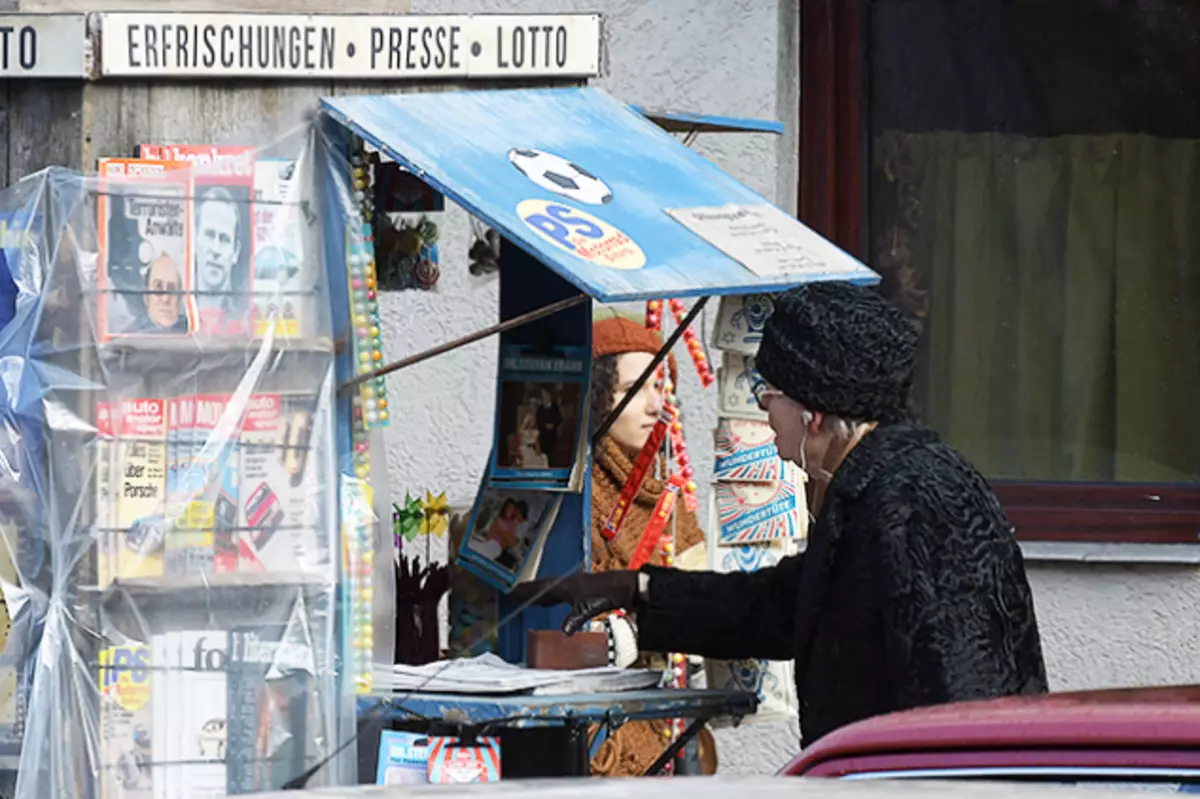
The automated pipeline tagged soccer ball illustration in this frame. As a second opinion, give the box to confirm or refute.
[508,148,613,205]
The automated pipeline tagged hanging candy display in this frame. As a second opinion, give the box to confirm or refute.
[342,428,376,694]
[645,299,700,513]
[662,370,699,514]
[344,137,389,693]
[668,298,716,387]
[643,298,710,772]
[348,138,390,432]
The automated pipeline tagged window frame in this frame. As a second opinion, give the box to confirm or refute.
[797,0,1200,545]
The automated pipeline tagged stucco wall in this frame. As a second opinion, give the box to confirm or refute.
[376,0,1200,777]
[1029,564,1200,692]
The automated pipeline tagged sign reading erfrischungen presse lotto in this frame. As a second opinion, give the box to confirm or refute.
[0,14,88,77]
[96,13,601,79]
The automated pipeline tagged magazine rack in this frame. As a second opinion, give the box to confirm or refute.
[0,125,377,798]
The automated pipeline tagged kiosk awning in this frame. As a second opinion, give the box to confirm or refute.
[319,87,878,303]
[631,106,786,135]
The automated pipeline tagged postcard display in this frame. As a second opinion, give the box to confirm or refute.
[706,293,805,727]
[454,242,593,658]
[0,126,394,798]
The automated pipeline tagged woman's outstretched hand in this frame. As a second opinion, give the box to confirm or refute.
[509,570,640,636]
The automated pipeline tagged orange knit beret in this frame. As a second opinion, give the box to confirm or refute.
[592,316,679,386]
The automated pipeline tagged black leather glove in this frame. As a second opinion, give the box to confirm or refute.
[509,570,640,636]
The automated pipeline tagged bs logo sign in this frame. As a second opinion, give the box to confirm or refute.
[517,200,646,270]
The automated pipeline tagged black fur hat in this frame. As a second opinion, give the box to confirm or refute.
[755,281,918,424]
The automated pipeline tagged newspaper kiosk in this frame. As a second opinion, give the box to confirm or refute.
[314,87,878,779]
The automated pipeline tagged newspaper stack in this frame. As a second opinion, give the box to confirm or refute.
[373,652,663,696]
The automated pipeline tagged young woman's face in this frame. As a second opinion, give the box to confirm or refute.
[608,351,664,454]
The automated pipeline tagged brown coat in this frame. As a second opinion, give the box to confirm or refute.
[590,437,705,572]
[587,437,710,777]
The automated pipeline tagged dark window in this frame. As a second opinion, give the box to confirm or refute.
[800,0,1200,543]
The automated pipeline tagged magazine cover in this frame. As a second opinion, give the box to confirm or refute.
[251,158,304,339]
[151,632,174,799]
[141,145,256,337]
[137,145,255,166]
[96,401,117,588]
[376,730,433,785]
[226,623,313,794]
[425,737,501,784]
[237,393,321,574]
[114,398,169,582]
[174,630,229,799]
[97,159,193,340]
[166,394,239,576]
[192,153,254,337]
[490,344,586,489]
[98,643,154,799]
[457,483,561,591]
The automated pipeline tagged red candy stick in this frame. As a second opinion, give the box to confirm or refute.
[667,299,715,387]
[645,299,663,332]
[600,410,673,542]
[628,474,687,571]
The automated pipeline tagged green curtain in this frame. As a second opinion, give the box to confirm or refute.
[895,132,1200,482]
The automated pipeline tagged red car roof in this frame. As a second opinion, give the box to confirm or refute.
[785,684,1200,775]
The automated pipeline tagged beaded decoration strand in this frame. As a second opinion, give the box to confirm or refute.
[348,140,390,432]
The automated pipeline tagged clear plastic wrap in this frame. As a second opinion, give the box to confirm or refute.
[0,120,383,797]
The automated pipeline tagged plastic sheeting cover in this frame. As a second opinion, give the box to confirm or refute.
[0,123,366,798]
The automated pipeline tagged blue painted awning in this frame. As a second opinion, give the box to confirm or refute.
[320,87,877,303]
[631,105,786,135]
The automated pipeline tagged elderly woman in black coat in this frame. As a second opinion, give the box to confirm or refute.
[516,281,1049,748]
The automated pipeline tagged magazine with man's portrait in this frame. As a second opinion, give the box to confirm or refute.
[96,158,195,341]
[140,144,257,338]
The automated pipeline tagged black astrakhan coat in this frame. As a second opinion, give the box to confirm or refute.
[637,424,1048,747]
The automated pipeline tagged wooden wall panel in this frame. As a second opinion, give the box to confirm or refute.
[5,81,84,182]
[4,0,415,178]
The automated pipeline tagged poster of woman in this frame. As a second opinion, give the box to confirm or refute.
[459,489,555,588]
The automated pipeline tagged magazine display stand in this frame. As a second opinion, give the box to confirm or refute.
[0,125,377,798]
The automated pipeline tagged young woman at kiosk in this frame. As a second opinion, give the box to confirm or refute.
[584,314,716,777]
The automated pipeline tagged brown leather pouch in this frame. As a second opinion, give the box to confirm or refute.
[526,630,608,669]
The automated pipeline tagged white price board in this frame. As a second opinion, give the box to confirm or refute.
[0,14,88,78]
[97,12,602,79]
[666,203,877,281]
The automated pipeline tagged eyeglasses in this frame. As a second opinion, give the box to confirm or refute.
[752,380,784,412]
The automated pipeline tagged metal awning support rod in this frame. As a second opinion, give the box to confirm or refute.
[590,296,709,448]
[337,293,590,394]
